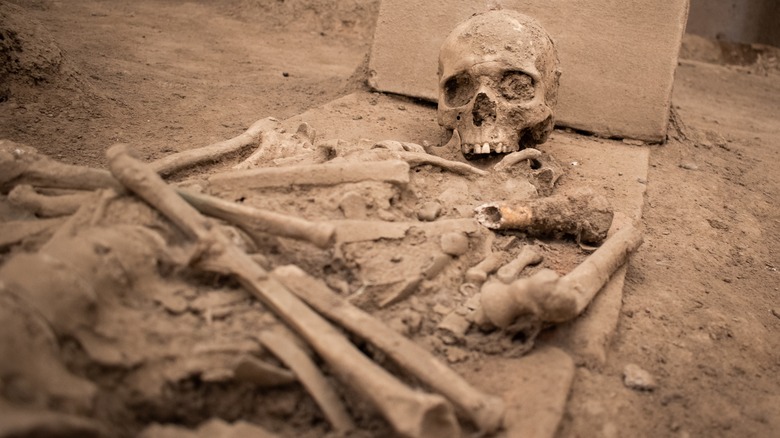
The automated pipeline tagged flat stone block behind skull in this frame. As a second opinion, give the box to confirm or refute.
[368,0,690,142]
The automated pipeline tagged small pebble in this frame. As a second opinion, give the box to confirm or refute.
[440,232,469,256]
[445,346,469,363]
[679,161,699,171]
[417,201,442,221]
[623,363,656,390]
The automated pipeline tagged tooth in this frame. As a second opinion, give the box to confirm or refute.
[482,143,490,154]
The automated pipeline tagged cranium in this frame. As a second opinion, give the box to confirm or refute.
[437,10,561,158]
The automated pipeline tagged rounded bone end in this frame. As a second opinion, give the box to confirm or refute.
[392,392,461,438]
[474,203,504,229]
[479,281,517,329]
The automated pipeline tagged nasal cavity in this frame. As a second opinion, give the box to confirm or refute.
[472,93,496,127]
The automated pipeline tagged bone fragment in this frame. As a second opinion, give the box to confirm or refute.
[106,145,459,438]
[379,253,452,308]
[258,329,354,434]
[7,184,93,217]
[495,245,543,284]
[465,252,505,284]
[176,189,335,249]
[232,355,296,387]
[329,218,477,243]
[493,148,542,172]
[209,160,410,190]
[474,188,614,243]
[272,264,506,434]
[151,117,280,176]
[380,276,424,308]
[480,224,643,330]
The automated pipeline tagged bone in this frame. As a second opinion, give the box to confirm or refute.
[0,150,122,193]
[176,189,335,249]
[209,160,410,190]
[7,184,94,217]
[329,218,477,243]
[258,329,354,434]
[474,188,614,244]
[272,264,506,434]
[0,217,67,250]
[495,245,543,284]
[464,252,505,284]
[479,224,643,330]
[106,144,459,438]
[0,405,109,438]
[0,154,337,247]
[235,122,319,170]
[359,148,487,176]
[151,117,280,176]
[231,355,297,387]
[493,148,542,172]
[380,253,453,308]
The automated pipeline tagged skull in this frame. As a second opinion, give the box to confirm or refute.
[437,10,561,158]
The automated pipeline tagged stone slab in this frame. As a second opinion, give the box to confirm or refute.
[368,0,689,142]
[283,90,648,367]
[465,346,575,438]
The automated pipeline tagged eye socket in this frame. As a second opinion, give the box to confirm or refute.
[444,72,477,107]
[499,71,535,101]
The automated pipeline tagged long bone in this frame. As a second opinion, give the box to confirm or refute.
[106,144,460,438]
[175,189,335,249]
[271,264,506,434]
[257,328,354,434]
[208,160,410,190]
[474,188,614,244]
[151,117,280,176]
[1,153,337,248]
[478,224,643,330]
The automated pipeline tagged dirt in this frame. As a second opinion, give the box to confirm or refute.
[1,1,779,437]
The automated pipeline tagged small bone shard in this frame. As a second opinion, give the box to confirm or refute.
[495,245,544,284]
[258,329,354,434]
[106,145,460,438]
[151,117,280,176]
[208,160,411,189]
[475,188,614,244]
[479,224,643,332]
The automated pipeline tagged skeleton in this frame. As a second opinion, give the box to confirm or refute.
[437,10,561,158]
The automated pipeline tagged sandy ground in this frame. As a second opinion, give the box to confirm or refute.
[1,1,779,437]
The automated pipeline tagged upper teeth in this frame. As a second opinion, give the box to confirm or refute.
[462,142,515,154]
